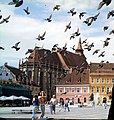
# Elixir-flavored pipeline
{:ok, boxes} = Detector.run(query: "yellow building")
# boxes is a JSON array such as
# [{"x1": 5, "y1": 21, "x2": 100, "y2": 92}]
[{"x1": 89, "y1": 62, "x2": 114, "y2": 105}]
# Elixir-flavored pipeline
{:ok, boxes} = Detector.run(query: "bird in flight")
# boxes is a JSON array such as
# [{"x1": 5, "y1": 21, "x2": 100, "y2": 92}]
[
  {"x1": 109, "y1": 29, "x2": 114, "y2": 35},
  {"x1": 68, "y1": 8, "x2": 76, "y2": 16},
  {"x1": 103, "y1": 26, "x2": 109, "y2": 31},
  {"x1": 0, "y1": 15, "x2": 11, "y2": 24},
  {"x1": 44, "y1": 14, "x2": 52, "y2": 22},
  {"x1": 92, "y1": 49, "x2": 100, "y2": 55},
  {"x1": 98, "y1": 51, "x2": 105, "y2": 57},
  {"x1": 25, "y1": 49, "x2": 33, "y2": 55},
  {"x1": 79, "y1": 12, "x2": 86, "y2": 19},
  {"x1": 36, "y1": 31, "x2": 46, "y2": 41},
  {"x1": 64, "y1": 21, "x2": 71, "y2": 32},
  {"x1": 8, "y1": 0, "x2": 23, "y2": 7},
  {"x1": 11, "y1": 42, "x2": 20, "y2": 51},
  {"x1": 97, "y1": 0, "x2": 112, "y2": 10},
  {"x1": 107, "y1": 10, "x2": 114, "y2": 19},
  {"x1": 0, "y1": 46, "x2": 5, "y2": 50},
  {"x1": 53, "y1": 5, "x2": 60, "y2": 11},
  {"x1": 61, "y1": 91, "x2": 68, "y2": 95},
  {"x1": 23, "y1": 6, "x2": 30, "y2": 15}
]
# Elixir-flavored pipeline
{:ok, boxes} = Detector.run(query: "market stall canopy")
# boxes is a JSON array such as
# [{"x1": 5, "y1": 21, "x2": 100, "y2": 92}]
[
  {"x1": 5, "y1": 95, "x2": 19, "y2": 100},
  {"x1": 0, "y1": 96, "x2": 7, "y2": 101},
  {"x1": 18, "y1": 96, "x2": 30, "y2": 100}
]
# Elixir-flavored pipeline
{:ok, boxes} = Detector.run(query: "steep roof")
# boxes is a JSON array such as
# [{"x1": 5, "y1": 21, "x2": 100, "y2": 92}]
[
  {"x1": 5, "y1": 65, "x2": 23, "y2": 76},
  {"x1": 57, "y1": 69, "x2": 89, "y2": 85}
]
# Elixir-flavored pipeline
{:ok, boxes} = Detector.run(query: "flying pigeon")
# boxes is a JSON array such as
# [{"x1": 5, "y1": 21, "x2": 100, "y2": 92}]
[
  {"x1": 0, "y1": 46, "x2": 5, "y2": 50},
  {"x1": 23, "y1": 6, "x2": 30, "y2": 15},
  {"x1": 53, "y1": 5, "x2": 60, "y2": 11},
  {"x1": 68, "y1": 8, "x2": 76, "y2": 16},
  {"x1": 44, "y1": 14, "x2": 52, "y2": 22},
  {"x1": 8, "y1": 0, "x2": 23, "y2": 7},
  {"x1": 0, "y1": 15, "x2": 11, "y2": 24},
  {"x1": 97, "y1": 0, "x2": 112, "y2": 10},
  {"x1": 64, "y1": 21, "x2": 71, "y2": 32},
  {"x1": 11, "y1": 42, "x2": 20, "y2": 51},
  {"x1": 36, "y1": 31, "x2": 46, "y2": 41}
]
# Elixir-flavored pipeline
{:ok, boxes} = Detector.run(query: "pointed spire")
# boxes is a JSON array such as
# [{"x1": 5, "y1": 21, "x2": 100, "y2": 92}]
[{"x1": 75, "y1": 37, "x2": 83, "y2": 55}]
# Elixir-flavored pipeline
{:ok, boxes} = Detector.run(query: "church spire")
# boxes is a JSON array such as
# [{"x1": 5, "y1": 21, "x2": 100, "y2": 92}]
[{"x1": 75, "y1": 37, "x2": 83, "y2": 55}]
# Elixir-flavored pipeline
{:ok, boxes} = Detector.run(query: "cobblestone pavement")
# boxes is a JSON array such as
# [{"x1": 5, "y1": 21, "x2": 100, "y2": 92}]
[{"x1": 0, "y1": 104, "x2": 110, "y2": 119}]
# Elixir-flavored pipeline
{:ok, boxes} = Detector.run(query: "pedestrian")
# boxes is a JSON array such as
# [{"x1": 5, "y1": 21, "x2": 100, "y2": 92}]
[
  {"x1": 64, "y1": 99, "x2": 70, "y2": 112},
  {"x1": 39, "y1": 91, "x2": 46, "y2": 118},
  {"x1": 108, "y1": 86, "x2": 114, "y2": 120},
  {"x1": 102, "y1": 97, "x2": 107, "y2": 109},
  {"x1": 50, "y1": 95, "x2": 58, "y2": 114},
  {"x1": 32, "y1": 95, "x2": 39, "y2": 120},
  {"x1": 92, "y1": 100, "x2": 95, "y2": 108},
  {"x1": 59, "y1": 98, "x2": 64, "y2": 112}
]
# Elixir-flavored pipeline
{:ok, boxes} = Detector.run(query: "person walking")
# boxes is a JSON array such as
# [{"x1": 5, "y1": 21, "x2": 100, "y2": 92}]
[
  {"x1": 50, "y1": 95, "x2": 58, "y2": 114},
  {"x1": 64, "y1": 99, "x2": 70, "y2": 112},
  {"x1": 39, "y1": 91, "x2": 46, "y2": 118},
  {"x1": 102, "y1": 97, "x2": 107, "y2": 109},
  {"x1": 59, "y1": 98, "x2": 64, "y2": 112},
  {"x1": 108, "y1": 86, "x2": 114, "y2": 120},
  {"x1": 32, "y1": 95, "x2": 39, "y2": 120}
]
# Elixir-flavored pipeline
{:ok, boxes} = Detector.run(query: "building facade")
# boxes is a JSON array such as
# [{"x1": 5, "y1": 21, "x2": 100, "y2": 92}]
[
  {"x1": 89, "y1": 62, "x2": 114, "y2": 105},
  {"x1": 19, "y1": 39, "x2": 88, "y2": 100}
]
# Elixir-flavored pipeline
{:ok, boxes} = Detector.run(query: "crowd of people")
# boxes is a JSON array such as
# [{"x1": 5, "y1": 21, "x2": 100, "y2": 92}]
[
  {"x1": 31, "y1": 86, "x2": 114, "y2": 120},
  {"x1": 31, "y1": 91, "x2": 71, "y2": 120}
]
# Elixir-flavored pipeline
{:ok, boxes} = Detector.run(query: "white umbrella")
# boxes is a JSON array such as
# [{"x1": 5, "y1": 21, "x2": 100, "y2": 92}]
[
  {"x1": 18, "y1": 96, "x2": 30, "y2": 100},
  {"x1": 0, "y1": 96, "x2": 7, "y2": 101},
  {"x1": 5, "y1": 95, "x2": 19, "y2": 100}
]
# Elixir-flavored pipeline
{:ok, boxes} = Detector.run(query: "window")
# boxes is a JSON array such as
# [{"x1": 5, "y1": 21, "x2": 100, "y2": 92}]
[
  {"x1": 77, "y1": 88, "x2": 80, "y2": 92},
  {"x1": 106, "y1": 78, "x2": 110, "y2": 84},
  {"x1": 107, "y1": 87, "x2": 110, "y2": 93},
  {"x1": 96, "y1": 78, "x2": 99, "y2": 84},
  {"x1": 91, "y1": 78, "x2": 94, "y2": 83},
  {"x1": 72, "y1": 88, "x2": 75, "y2": 92},
  {"x1": 92, "y1": 87, "x2": 94, "y2": 93},
  {"x1": 60, "y1": 87, "x2": 62, "y2": 93},
  {"x1": 97, "y1": 87, "x2": 100, "y2": 93},
  {"x1": 102, "y1": 78, "x2": 104, "y2": 84},
  {"x1": 102, "y1": 87, "x2": 104, "y2": 93},
  {"x1": 84, "y1": 88, "x2": 86, "y2": 93},
  {"x1": 65, "y1": 87, "x2": 70, "y2": 92},
  {"x1": 112, "y1": 78, "x2": 114, "y2": 84}
]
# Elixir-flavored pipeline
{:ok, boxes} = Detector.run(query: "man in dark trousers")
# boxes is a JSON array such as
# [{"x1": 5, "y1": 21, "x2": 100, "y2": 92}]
[{"x1": 108, "y1": 86, "x2": 114, "y2": 120}]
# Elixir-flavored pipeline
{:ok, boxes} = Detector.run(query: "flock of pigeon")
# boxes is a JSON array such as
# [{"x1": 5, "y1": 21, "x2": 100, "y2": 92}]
[{"x1": 0, "y1": 0, "x2": 114, "y2": 66}]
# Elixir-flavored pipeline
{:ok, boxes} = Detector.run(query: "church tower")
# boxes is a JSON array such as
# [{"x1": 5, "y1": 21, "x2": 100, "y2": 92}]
[{"x1": 75, "y1": 37, "x2": 84, "y2": 56}]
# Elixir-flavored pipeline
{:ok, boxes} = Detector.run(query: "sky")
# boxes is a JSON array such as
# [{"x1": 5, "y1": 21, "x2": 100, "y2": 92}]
[{"x1": 0, "y1": 0, "x2": 114, "y2": 68}]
